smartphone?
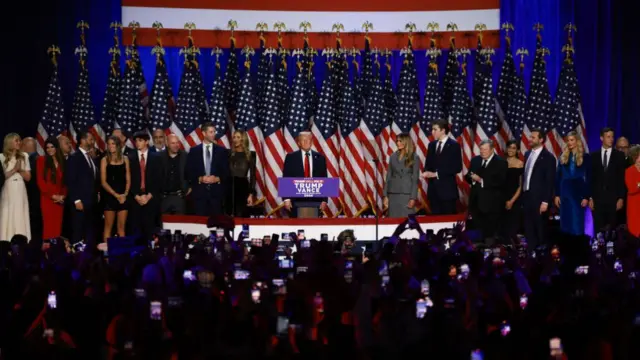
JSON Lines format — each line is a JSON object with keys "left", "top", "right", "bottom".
{"left": 150, "top": 301, "right": 162, "bottom": 320}
{"left": 606, "top": 241, "right": 614, "bottom": 256}
{"left": 416, "top": 299, "right": 427, "bottom": 319}
{"left": 134, "top": 288, "right": 146, "bottom": 298}
{"left": 614, "top": 259, "right": 623, "bottom": 273}
{"left": 301, "top": 240, "right": 310, "bottom": 248}
{"left": 272, "top": 278, "right": 286, "bottom": 294}
{"left": 382, "top": 275, "right": 390, "bottom": 287}
{"left": 421, "top": 280, "right": 430, "bottom": 295}
{"left": 282, "top": 233, "right": 290, "bottom": 242}
{"left": 242, "top": 224, "right": 250, "bottom": 238}
{"left": 320, "top": 233, "right": 328, "bottom": 241}
{"left": 73, "top": 241, "right": 86, "bottom": 253}
{"left": 296, "top": 266, "right": 307, "bottom": 273}
{"left": 216, "top": 228, "right": 225, "bottom": 241}
{"left": 575, "top": 265, "right": 589, "bottom": 275}
{"left": 251, "top": 289, "right": 261, "bottom": 303}
{"left": 276, "top": 316, "right": 290, "bottom": 335}
{"left": 168, "top": 296, "right": 183, "bottom": 308}
{"left": 345, "top": 260, "right": 353, "bottom": 269}
{"left": 297, "top": 230, "right": 305, "bottom": 240}
{"left": 500, "top": 321, "right": 511, "bottom": 336}
{"left": 520, "top": 294, "right": 528, "bottom": 309}
{"left": 234, "top": 269, "right": 250, "bottom": 280}
{"left": 47, "top": 291, "right": 57, "bottom": 309}
{"left": 471, "top": 349, "right": 484, "bottom": 360}
{"left": 549, "top": 338, "right": 563, "bottom": 356}
{"left": 279, "top": 258, "right": 293, "bottom": 269}
{"left": 183, "top": 270, "right": 195, "bottom": 281}
{"left": 251, "top": 238, "right": 263, "bottom": 247}
{"left": 460, "top": 264, "right": 470, "bottom": 279}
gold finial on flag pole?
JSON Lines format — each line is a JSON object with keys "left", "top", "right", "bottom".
{"left": 47, "top": 45, "right": 61, "bottom": 67}
{"left": 241, "top": 45, "right": 255, "bottom": 69}
{"left": 227, "top": 19, "right": 238, "bottom": 46}
{"left": 256, "top": 22, "right": 268, "bottom": 44}
{"left": 274, "top": 21, "right": 286, "bottom": 47}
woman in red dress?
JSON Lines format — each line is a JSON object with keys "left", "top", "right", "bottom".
{"left": 625, "top": 145, "right": 640, "bottom": 238}
{"left": 36, "top": 138, "right": 67, "bottom": 239}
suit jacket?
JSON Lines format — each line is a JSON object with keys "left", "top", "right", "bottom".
{"left": 26, "top": 153, "right": 41, "bottom": 208}
{"left": 465, "top": 155, "right": 507, "bottom": 213}
{"left": 149, "top": 146, "right": 165, "bottom": 153}
{"left": 185, "top": 143, "right": 230, "bottom": 198}
{"left": 424, "top": 138, "right": 463, "bottom": 201}
{"left": 282, "top": 150, "right": 328, "bottom": 203}
{"left": 128, "top": 151, "right": 162, "bottom": 199}
{"left": 159, "top": 149, "right": 189, "bottom": 193}
{"left": 65, "top": 150, "right": 100, "bottom": 208}
{"left": 383, "top": 152, "right": 419, "bottom": 199}
{"left": 523, "top": 148, "right": 556, "bottom": 206}
{"left": 590, "top": 148, "right": 626, "bottom": 204}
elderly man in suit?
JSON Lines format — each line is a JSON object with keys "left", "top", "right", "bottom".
{"left": 282, "top": 131, "right": 328, "bottom": 218}
{"left": 522, "top": 129, "right": 556, "bottom": 249}
{"left": 65, "top": 131, "right": 100, "bottom": 246}
{"left": 422, "top": 119, "right": 463, "bottom": 215}
{"left": 185, "top": 122, "right": 229, "bottom": 216}
{"left": 465, "top": 140, "right": 507, "bottom": 244}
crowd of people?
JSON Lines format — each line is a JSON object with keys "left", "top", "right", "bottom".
{"left": 0, "top": 217, "right": 639, "bottom": 359}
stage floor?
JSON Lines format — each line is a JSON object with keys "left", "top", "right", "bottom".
{"left": 162, "top": 214, "right": 466, "bottom": 241}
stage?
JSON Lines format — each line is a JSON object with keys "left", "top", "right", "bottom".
{"left": 162, "top": 214, "right": 466, "bottom": 240}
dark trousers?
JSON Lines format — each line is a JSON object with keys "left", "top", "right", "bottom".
{"left": 430, "top": 199, "right": 457, "bottom": 215}
{"left": 194, "top": 196, "right": 223, "bottom": 217}
{"left": 71, "top": 205, "right": 96, "bottom": 246}
{"left": 129, "top": 195, "right": 160, "bottom": 242}
{"left": 523, "top": 191, "right": 547, "bottom": 249}
{"left": 593, "top": 198, "right": 618, "bottom": 234}
{"left": 161, "top": 194, "right": 186, "bottom": 215}
{"left": 472, "top": 209, "right": 500, "bottom": 244}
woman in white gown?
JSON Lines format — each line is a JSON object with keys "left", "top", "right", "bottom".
{"left": 0, "top": 133, "right": 31, "bottom": 241}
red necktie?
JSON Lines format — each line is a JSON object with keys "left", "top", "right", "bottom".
{"left": 304, "top": 152, "right": 311, "bottom": 178}
{"left": 140, "top": 153, "right": 146, "bottom": 191}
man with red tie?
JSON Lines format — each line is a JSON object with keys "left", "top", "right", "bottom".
{"left": 282, "top": 132, "right": 328, "bottom": 218}
{"left": 128, "top": 131, "right": 162, "bottom": 243}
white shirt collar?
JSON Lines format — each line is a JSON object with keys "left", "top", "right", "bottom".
{"left": 483, "top": 153, "right": 495, "bottom": 164}
{"left": 531, "top": 146, "right": 543, "bottom": 156}
{"left": 601, "top": 146, "right": 611, "bottom": 153}
{"left": 138, "top": 149, "right": 148, "bottom": 158}
{"left": 79, "top": 147, "right": 89, "bottom": 156}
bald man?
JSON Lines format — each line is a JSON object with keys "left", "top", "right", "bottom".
{"left": 616, "top": 136, "right": 631, "bottom": 168}
{"left": 21, "top": 137, "right": 36, "bottom": 154}
{"left": 58, "top": 135, "right": 73, "bottom": 158}
{"left": 159, "top": 134, "right": 189, "bottom": 214}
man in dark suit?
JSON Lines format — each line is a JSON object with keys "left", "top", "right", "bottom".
{"left": 21, "top": 137, "right": 43, "bottom": 244}
{"left": 160, "top": 134, "right": 189, "bottom": 214}
{"left": 616, "top": 136, "right": 631, "bottom": 225}
{"left": 590, "top": 127, "right": 626, "bottom": 233}
{"left": 65, "top": 131, "right": 100, "bottom": 246}
{"left": 149, "top": 129, "right": 167, "bottom": 153}
{"left": 128, "top": 131, "right": 162, "bottom": 242}
{"left": 112, "top": 128, "right": 133, "bottom": 157}
{"left": 282, "top": 131, "right": 328, "bottom": 217}
{"left": 522, "top": 129, "right": 556, "bottom": 249}
{"left": 465, "top": 140, "right": 507, "bottom": 244}
{"left": 186, "top": 122, "right": 229, "bottom": 216}
{"left": 422, "top": 119, "right": 462, "bottom": 215}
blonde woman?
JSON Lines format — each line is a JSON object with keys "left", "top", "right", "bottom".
{"left": 0, "top": 133, "right": 32, "bottom": 240}
{"left": 228, "top": 130, "right": 256, "bottom": 216}
{"left": 554, "top": 131, "right": 591, "bottom": 235}
{"left": 383, "top": 133, "right": 419, "bottom": 217}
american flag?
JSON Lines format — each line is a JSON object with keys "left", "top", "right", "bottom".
{"left": 312, "top": 61, "right": 341, "bottom": 217}
{"left": 284, "top": 63, "right": 308, "bottom": 153}
{"left": 473, "top": 36, "right": 484, "bottom": 111}
{"left": 553, "top": 36, "right": 588, "bottom": 151}
{"left": 148, "top": 47, "right": 175, "bottom": 137}
{"left": 473, "top": 53, "right": 502, "bottom": 154}
{"left": 360, "top": 53, "right": 386, "bottom": 216}
{"left": 339, "top": 63, "right": 367, "bottom": 217}
{"left": 495, "top": 33, "right": 518, "bottom": 151}
{"left": 303, "top": 38, "right": 318, "bottom": 122}
{"left": 417, "top": 42, "right": 444, "bottom": 212}
{"left": 70, "top": 46, "right": 97, "bottom": 149}
{"left": 379, "top": 57, "right": 397, "bottom": 179}
{"left": 224, "top": 38, "right": 240, "bottom": 114}
{"left": 443, "top": 39, "right": 459, "bottom": 118}
{"left": 37, "top": 58, "right": 67, "bottom": 155}
{"left": 173, "top": 44, "right": 208, "bottom": 150}
{"left": 448, "top": 52, "right": 473, "bottom": 205}
{"left": 117, "top": 48, "right": 146, "bottom": 138}
{"left": 256, "top": 36, "right": 270, "bottom": 108}
{"left": 261, "top": 57, "right": 286, "bottom": 216}
{"left": 524, "top": 33, "right": 559, "bottom": 156}
{"left": 99, "top": 46, "right": 122, "bottom": 142}
{"left": 236, "top": 52, "right": 266, "bottom": 207}
{"left": 509, "top": 55, "right": 528, "bottom": 155}
{"left": 210, "top": 59, "right": 231, "bottom": 148}
{"left": 275, "top": 47, "right": 290, "bottom": 134}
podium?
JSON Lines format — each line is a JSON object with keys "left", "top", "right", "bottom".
{"left": 278, "top": 177, "right": 340, "bottom": 218}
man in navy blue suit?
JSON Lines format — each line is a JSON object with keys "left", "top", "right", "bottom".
{"left": 128, "top": 131, "right": 162, "bottom": 242}
{"left": 65, "top": 131, "right": 100, "bottom": 246}
{"left": 186, "top": 122, "right": 229, "bottom": 216}
{"left": 422, "top": 119, "right": 463, "bottom": 215}
{"left": 522, "top": 128, "right": 556, "bottom": 248}
{"left": 282, "top": 131, "right": 328, "bottom": 217}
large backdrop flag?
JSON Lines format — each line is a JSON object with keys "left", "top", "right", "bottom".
{"left": 37, "top": 46, "right": 67, "bottom": 155}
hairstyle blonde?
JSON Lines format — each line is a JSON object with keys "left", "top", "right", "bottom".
{"left": 560, "top": 131, "right": 584, "bottom": 166}
{"left": 629, "top": 145, "right": 640, "bottom": 165}
{"left": 3, "top": 133, "right": 24, "bottom": 166}
{"left": 233, "top": 130, "right": 251, "bottom": 162}
{"left": 396, "top": 133, "right": 415, "bottom": 168}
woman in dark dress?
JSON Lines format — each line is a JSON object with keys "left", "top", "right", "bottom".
{"left": 502, "top": 140, "right": 524, "bottom": 239}
{"left": 100, "top": 136, "right": 131, "bottom": 242}
{"left": 227, "top": 130, "right": 257, "bottom": 217}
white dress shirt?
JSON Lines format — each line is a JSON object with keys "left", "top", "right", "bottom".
{"left": 477, "top": 153, "right": 494, "bottom": 188}
{"left": 75, "top": 147, "right": 95, "bottom": 204}
{"left": 524, "top": 146, "right": 543, "bottom": 191}
{"left": 301, "top": 150, "right": 313, "bottom": 177}
{"left": 202, "top": 143, "right": 213, "bottom": 174}
{"left": 137, "top": 149, "right": 148, "bottom": 164}
{"left": 601, "top": 146, "right": 611, "bottom": 168}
